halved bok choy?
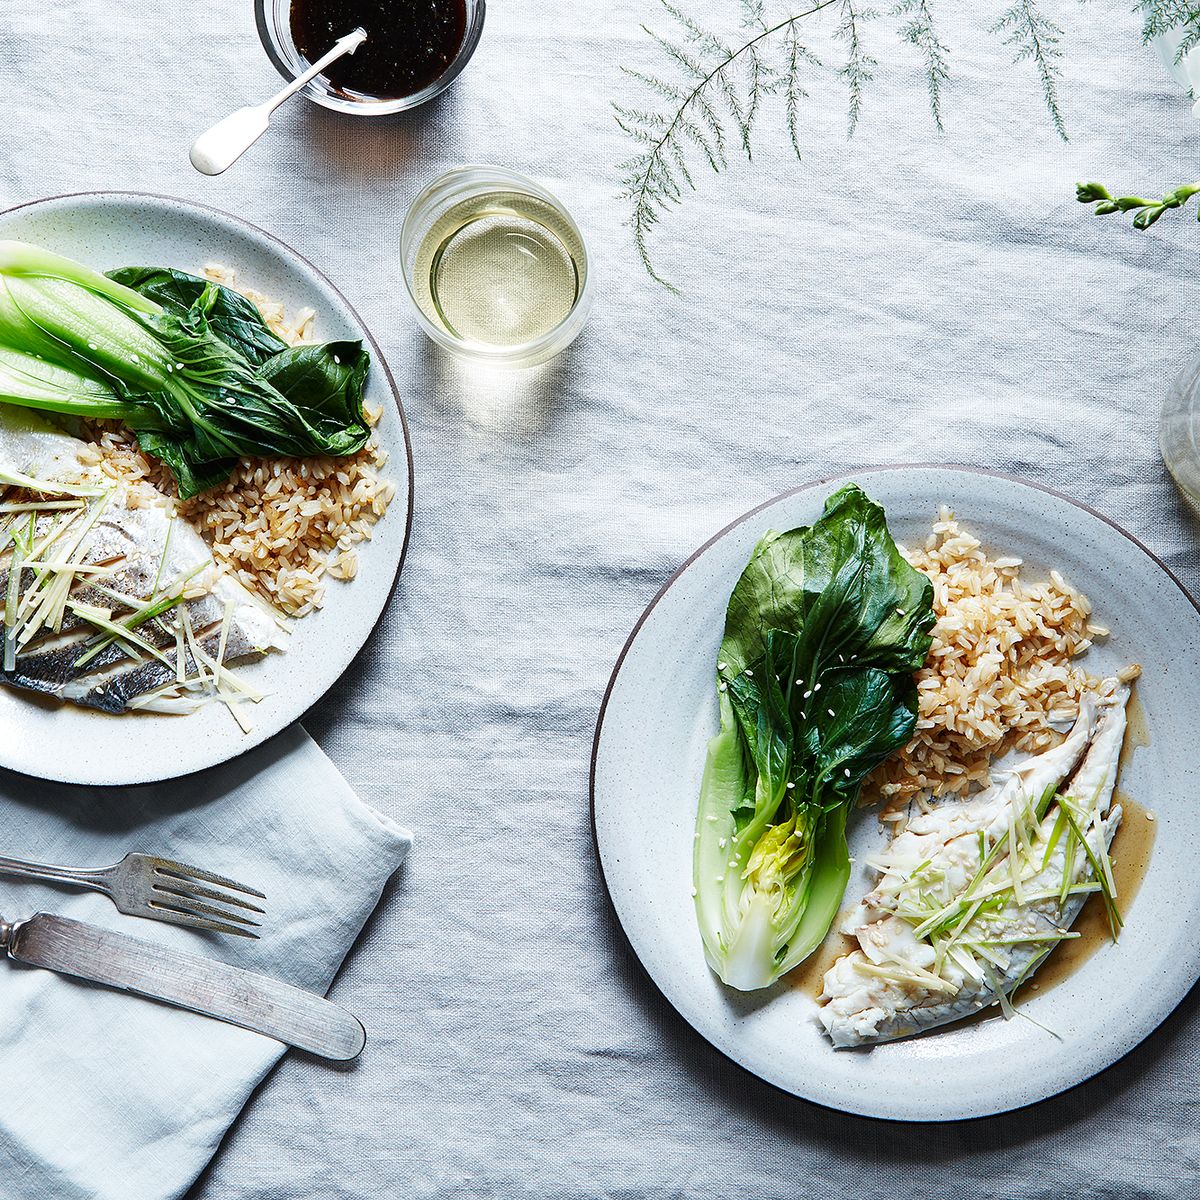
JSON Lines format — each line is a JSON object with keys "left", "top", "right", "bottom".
{"left": 0, "top": 242, "right": 370, "bottom": 498}
{"left": 694, "top": 484, "right": 935, "bottom": 990}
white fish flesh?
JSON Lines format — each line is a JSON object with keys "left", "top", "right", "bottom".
{"left": 0, "top": 407, "right": 288, "bottom": 713}
{"left": 819, "top": 683, "right": 1132, "bottom": 1047}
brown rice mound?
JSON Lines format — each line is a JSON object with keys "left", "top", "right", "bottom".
{"left": 867, "top": 507, "right": 1115, "bottom": 815}
{"left": 77, "top": 265, "right": 394, "bottom": 618}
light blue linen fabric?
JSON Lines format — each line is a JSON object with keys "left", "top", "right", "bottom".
{"left": 0, "top": 728, "right": 411, "bottom": 1200}
{"left": 3, "top": 1, "right": 1200, "bottom": 1198}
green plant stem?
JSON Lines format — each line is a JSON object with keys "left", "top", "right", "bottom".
{"left": 1077, "top": 180, "right": 1200, "bottom": 229}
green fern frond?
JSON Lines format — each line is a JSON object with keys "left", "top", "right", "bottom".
{"left": 618, "top": 0, "right": 1096, "bottom": 286}
{"left": 618, "top": 0, "right": 842, "bottom": 289}
{"left": 741, "top": 0, "right": 769, "bottom": 30}
{"left": 836, "top": 2, "right": 879, "bottom": 136}
{"left": 893, "top": 0, "right": 949, "bottom": 131}
{"left": 992, "top": 0, "right": 1067, "bottom": 140}
{"left": 1137, "top": 0, "right": 1200, "bottom": 47}
{"left": 644, "top": 26, "right": 712, "bottom": 82}
{"left": 780, "top": 27, "right": 817, "bottom": 157}
{"left": 663, "top": 1, "right": 734, "bottom": 58}
{"left": 618, "top": 70, "right": 686, "bottom": 105}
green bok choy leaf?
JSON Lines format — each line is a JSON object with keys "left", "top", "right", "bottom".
{"left": 106, "top": 265, "right": 290, "bottom": 367}
{"left": 0, "top": 242, "right": 370, "bottom": 498}
{"left": 694, "top": 484, "right": 935, "bottom": 990}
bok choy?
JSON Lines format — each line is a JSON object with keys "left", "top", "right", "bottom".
{"left": 694, "top": 484, "right": 935, "bottom": 990}
{"left": 0, "top": 242, "right": 370, "bottom": 498}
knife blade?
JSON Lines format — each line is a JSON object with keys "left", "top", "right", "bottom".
{"left": 0, "top": 912, "right": 365, "bottom": 1061}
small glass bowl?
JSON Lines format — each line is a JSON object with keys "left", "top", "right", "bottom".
{"left": 254, "top": 0, "right": 486, "bottom": 116}
{"left": 401, "top": 165, "right": 593, "bottom": 369}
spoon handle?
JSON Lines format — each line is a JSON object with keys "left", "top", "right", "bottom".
{"left": 189, "top": 27, "right": 367, "bottom": 176}
{"left": 263, "top": 27, "right": 368, "bottom": 115}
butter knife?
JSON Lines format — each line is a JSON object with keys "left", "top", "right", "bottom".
{"left": 0, "top": 911, "right": 365, "bottom": 1060}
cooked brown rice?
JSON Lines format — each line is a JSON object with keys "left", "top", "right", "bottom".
{"left": 866, "top": 507, "right": 1119, "bottom": 814}
{"left": 78, "top": 265, "right": 394, "bottom": 617}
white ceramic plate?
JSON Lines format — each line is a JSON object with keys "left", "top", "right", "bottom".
{"left": 0, "top": 192, "right": 413, "bottom": 785}
{"left": 591, "top": 466, "right": 1200, "bottom": 1121}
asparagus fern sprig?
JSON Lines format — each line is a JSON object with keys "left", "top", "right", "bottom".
{"left": 1077, "top": 180, "right": 1200, "bottom": 229}
{"left": 992, "top": 0, "right": 1067, "bottom": 140}
{"left": 616, "top": 0, "right": 840, "bottom": 290}
{"left": 1138, "top": 0, "right": 1200, "bottom": 57}
{"left": 618, "top": 0, "right": 1073, "bottom": 288}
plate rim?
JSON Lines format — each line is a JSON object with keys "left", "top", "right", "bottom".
{"left": 589, "top": 462, "right": 1200, "bottom": 1123}
{"left": 0, "top": 190, "right": 415, "bottom": 787}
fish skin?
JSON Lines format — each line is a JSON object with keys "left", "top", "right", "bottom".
{"left": 0, "top": 408, "right": 287, "bottom": 713}
{"left": 819, "top": 687, "right": 1130, "bottom": 1047}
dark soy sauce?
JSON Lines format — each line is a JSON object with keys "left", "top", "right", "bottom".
{"left": 291, "top": 0, "right": 468, "bottom": 99}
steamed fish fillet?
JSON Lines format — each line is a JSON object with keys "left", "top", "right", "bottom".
{"left": 0, "top": 408, "right": 288, "bottom": 714}
{"left": 819, "top": 684, "right": 1131, "bottom": 1047}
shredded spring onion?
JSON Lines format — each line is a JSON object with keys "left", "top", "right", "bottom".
{"left": 4, "top": 515, "right": 33, "bottom": 671}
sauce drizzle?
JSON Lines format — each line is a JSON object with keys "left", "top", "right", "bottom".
{"left": 799, "top": 701, "right": 1155, "bottom": 1011}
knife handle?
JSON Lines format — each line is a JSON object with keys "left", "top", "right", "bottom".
{"left": 2, "top": 912, "right": 365, "bottom": 1061}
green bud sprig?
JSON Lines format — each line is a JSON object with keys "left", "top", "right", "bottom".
{"left": 1077, "top": 180, "right": 1200, "bottom": 230}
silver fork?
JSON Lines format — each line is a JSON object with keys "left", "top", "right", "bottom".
{"left": 0, "top": 852, "right": 266, "bottom": 938}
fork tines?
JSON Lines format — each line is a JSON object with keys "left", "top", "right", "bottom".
{"left": 147, "top": 858, "right": 267, "bottom": 940}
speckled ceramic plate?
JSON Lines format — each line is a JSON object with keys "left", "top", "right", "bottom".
{"left": 591, "top": 466, "right": 1200, "bottom": 1121}
{"left": 0, "top": 192, "right": 413, "bottom": 785}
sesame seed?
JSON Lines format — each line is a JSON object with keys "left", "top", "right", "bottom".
{"left": 690, "top": 887, "right": 697, "bottom": 897}
{"left": 1146, "top": 812, "right": 1156, "bottom": 822}
{"left": 827, "top": 709, "right": 835, "bottom": 717}
{"left": 744, "top": 669, "right": 754, "bottom": 678}
{"left": 718, "top": 838, "right": 727, "bottom": 849}
{"left": 715, "top": 876, "right": 724, "bottom": 883}
{"left": 717, "top": 662, "right": 727, "bottom": 670}
{"left": 844, "top": 768, "right": 851, "bottom": 777}
{"left": 896, "top": 608, "right": 905, "bottom": 616}
{"left": 706, "top": 815, "right": 717, "bottom": 823}
{"left": 813, "top": 683, "right": 821, "bottom": 692}
{"left": 786, "top": 782, "right": 795, "bottom": 790}
{"left": 803, "top": 690, "right": 812, "bottom": 698}
{"left": 718, "top": 682, "right": 727, "bottom": 692}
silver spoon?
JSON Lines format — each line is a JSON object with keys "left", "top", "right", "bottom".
{"left": 190, "top": 27, "right": 368, "bottom": 176}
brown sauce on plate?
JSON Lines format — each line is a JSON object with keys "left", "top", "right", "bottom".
{"left": 793, "top": 928, "right": 858, "bottom": 1000}
{"left": 800, "top": 706, "right": 1155, "bottom": 1010}
{"left": 1121, "top": 689, "right": 1150, "bottom": 773}
{"left": 1025, "top": 793, "right": 1155, "bottom": 996}
{"left": 291, "top": 0, "right": 469, "bottom": 99}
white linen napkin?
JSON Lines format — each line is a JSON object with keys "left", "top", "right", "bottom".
{"left": 0, "top": 724, "right": 411, "bottom": 1200}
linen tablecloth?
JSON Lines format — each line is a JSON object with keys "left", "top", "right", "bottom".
{"left": 4, "top": 2, "right": 1199, "bottom": 1196}
{"left": 0, "top": 730, "right": 412, "bottom": 1200}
